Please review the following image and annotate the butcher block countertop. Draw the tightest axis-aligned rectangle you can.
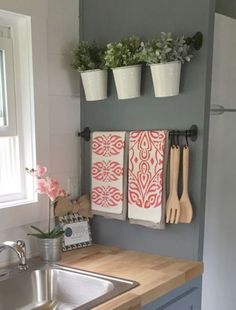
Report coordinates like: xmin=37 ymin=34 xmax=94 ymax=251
xmin=60 ymin=245 xmax=203 ymax=310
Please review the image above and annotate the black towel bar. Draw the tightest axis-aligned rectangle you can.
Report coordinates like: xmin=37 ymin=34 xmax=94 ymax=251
xmin=78 ymin=125 xmax=198 ymax=142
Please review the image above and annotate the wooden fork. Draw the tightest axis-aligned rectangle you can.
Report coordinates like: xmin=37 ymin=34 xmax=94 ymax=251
xmin=166 ymin=145 xmax=181 ymax=224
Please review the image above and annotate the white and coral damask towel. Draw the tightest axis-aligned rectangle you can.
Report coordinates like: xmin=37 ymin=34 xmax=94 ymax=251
xmin=128 ymin=130 xmax=168 ymax=229
xmin=91 ymin=131 xmax=127 ymax=220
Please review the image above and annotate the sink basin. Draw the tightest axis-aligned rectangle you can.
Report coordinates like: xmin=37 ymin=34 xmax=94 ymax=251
xmin=0 ymin=259 xmax=138 ymax=310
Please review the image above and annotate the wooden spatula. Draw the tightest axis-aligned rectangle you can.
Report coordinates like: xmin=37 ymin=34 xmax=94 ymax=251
xmin=166 ymin=146 xmax=181 ymax=224
xmin=179 ymin=146 xmax=193 ymax=223
xmin=166 ymin=146 xmax=174 ymax=223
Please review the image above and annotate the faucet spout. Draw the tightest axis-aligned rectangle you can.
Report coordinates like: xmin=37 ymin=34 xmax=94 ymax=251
xmin=0 ymin=240 xmax=28 ymax=271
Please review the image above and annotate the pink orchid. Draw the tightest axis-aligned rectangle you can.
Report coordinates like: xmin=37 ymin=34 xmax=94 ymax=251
xmin=46 ymin=178 xmax=60 ymax=201
xmin=36 ymin=165 xmax=47 ymax=177
xmin=26 ymin=164 xmax=68 ymax=237
xmin=47 ymin=177 xmax=59 ymax=190
xmin=36 ymin=178 xmax=48 ymax=194
xmin=26 ymin=165 xmax=67 ymax=202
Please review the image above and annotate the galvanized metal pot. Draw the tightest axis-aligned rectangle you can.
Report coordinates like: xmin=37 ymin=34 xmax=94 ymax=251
xmin=38 ymin=236 xmax=62 ymax=262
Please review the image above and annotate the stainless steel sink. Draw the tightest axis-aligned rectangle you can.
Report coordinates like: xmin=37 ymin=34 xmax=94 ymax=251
xmin=0 ymin=259 xmax=138 ymax=310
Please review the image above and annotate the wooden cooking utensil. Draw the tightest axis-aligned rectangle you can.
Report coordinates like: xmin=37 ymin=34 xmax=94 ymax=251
xmin=179 ymin=145 xmax=193 ymax=223
xmin=166 ymin=146 xmax=181 ymax=224
xmin=166 ymin=146 xmax=174 ymax=223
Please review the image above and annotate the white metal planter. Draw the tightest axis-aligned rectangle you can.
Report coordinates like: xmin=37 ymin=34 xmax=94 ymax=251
xmin=112 ymin=65 xmax=142 ymax=100
xmin=80 ymin=69 xmax=108 ymax=101
xmin=150 ymin=61 xmax=181 ymax=98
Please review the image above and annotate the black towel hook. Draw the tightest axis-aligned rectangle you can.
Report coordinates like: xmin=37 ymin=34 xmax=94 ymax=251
xmin=185 ymin=129 xmax=189 ymax=147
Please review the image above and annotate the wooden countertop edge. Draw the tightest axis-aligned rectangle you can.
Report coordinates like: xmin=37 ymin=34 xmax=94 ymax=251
xmin=60 ymin=245 xmax=203 ymax=310
xmin=93 ymin=265 xmax=203 ymax=310
xmin=94 ymin=292 xmax=142 ymax=310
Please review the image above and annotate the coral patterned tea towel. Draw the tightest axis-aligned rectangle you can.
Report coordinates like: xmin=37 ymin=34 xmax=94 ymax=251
xmin=128 ymin=130 xmax=168 ymax=224
xmin=91 ymin=132 xmax=127 ymax=216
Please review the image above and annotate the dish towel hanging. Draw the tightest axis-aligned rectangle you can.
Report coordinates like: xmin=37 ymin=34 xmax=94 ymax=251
xmin=91 ymin=131 xmax=128 ymax=220
xmin=128 ymin=130 xmax=169 ymax=229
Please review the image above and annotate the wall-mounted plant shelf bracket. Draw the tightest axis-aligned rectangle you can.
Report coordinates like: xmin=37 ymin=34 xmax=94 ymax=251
xmin=78 ymin=127 xmax=91 ymax=141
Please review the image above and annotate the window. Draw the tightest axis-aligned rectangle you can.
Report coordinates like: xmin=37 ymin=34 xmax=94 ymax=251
xmin=0 ymin=11 xmax=36 ymax=208
xmin=0 ymin=48 xmax=8 ymax=127
xmin=0 ymin=31 xmax=16 ymax=137
xmin=0 ymin=50 xmax=7 ymax=127
xmin=0 ymin=137 xmax=21 ymax=201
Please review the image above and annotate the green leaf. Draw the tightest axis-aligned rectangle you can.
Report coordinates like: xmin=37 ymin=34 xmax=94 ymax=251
xmin=30 ymin=225 xmax=47 ymax=237
xmin=71 ymin=41 xmax=106 ymax=71
xmin=104 ymin=36 xmax=143 ymax=68
xmin=48 ymin=224 xmax=64 ymax=238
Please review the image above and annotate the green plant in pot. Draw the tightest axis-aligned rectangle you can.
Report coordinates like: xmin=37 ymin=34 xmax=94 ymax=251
xmin=141 ymin=32 xmax=203 ymax=97
xmin=104 ymin=36 xmax=143 ymax=100
xmin=26 ymin=165 xmax=67 ymax=262
xmin=71 ymin=41 xmax=107 ymax=101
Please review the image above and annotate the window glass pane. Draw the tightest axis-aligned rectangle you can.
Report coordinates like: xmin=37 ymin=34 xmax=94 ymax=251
xmin=0 ymin=136 xmax=21 ymax=196
xmin=0 ymin=49 xmax=7 ymax=127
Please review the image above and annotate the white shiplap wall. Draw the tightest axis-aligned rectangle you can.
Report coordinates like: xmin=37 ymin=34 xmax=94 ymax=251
xmin=0 ymin=0 xmax=80 ymax=266
xmin=48 ymin=0 xmax=80 ymax=193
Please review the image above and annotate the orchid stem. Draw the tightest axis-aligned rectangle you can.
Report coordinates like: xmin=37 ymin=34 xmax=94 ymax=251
xmin=48 ymin=200 xmax=51 ymax=234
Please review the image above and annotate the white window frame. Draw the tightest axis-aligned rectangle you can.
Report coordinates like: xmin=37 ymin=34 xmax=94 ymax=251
xmin=0 ymin=36 xmax=17 ymax=136
xmin=0 ymin=10 xmax=36 ymax=208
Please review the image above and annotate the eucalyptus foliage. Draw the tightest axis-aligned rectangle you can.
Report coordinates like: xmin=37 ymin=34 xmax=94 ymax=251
xmin=104 ymin=36 xmax=143 ymax=68
xmin=71 ymin=41 xmax=106 ymax=72
xmin=141 ymin=32 xmax=193 ymax=64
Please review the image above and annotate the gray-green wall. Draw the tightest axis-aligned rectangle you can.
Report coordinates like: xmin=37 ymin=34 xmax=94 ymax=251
xmin=80 ymin=0 xmax=215 ymax=260
xmin=216 ymin=0 xmax=236 ymax=19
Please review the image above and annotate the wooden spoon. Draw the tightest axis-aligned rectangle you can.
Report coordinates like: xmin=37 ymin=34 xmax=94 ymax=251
xmin=179 ymin=146 xmax=193 ymax=223
xmin=166 ymin=146 xmax=181 ymax=224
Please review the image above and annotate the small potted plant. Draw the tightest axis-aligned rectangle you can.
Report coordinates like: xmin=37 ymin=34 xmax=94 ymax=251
xmin=26 ymin=165 xmax=67 ymax=262
xmin=141 ymin=32 xmax=203 ymax=97
xmin=71 ymin=41 xmax=107 ymax=101
xmin=104 ymin=36 xmax=143 ymax=100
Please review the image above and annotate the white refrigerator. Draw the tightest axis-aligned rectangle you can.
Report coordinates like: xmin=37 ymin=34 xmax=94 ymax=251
xmin=202 ymin=13 xmax=236 ymax=310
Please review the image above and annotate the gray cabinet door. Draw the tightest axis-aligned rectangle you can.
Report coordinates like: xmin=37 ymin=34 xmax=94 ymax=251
xmin=156 ymin=289 xmax=200 ymax=310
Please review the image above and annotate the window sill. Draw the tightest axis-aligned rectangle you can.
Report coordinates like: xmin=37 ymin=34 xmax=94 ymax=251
xmin=0 ymin=197 xmax=38 ymax=210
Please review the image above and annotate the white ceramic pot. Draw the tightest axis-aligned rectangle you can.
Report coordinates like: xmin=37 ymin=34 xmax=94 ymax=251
xmin=150 ymin=61 xmax=181 ymax=97
xmin=80 ymin=69 xmax=108 ymax=101
xmin=112 ymin=65 xmax=142 ymax=100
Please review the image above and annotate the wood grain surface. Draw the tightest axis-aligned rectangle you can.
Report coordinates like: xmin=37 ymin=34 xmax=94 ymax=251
xmin=59 ymin=245 xmax=203 ymax=310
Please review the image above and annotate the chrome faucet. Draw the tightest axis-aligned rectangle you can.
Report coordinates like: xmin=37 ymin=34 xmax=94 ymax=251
xmin=0 ymin=240 xmax=28 ymax=271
